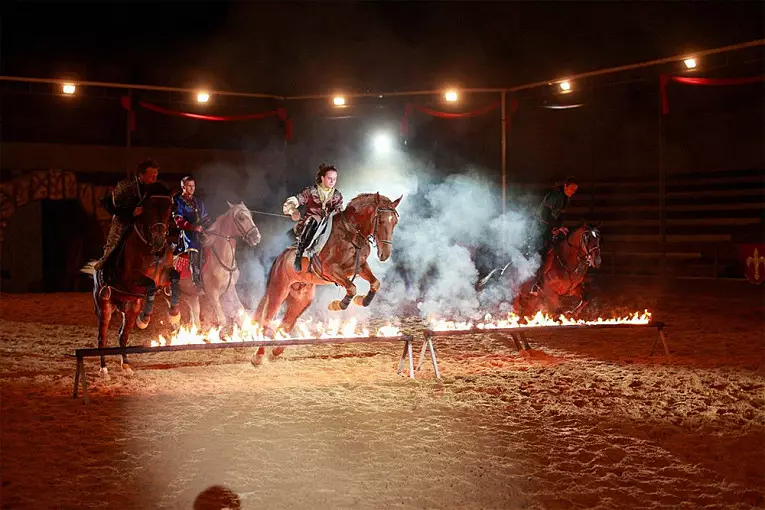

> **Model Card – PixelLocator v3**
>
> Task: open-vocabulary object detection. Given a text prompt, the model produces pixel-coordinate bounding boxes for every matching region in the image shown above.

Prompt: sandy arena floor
[1,275,764,509]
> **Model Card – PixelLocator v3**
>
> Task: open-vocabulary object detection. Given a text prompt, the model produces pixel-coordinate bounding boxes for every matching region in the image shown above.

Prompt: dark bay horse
[253,193,402,362]
[88,192,174,378]
[514,224,602,317]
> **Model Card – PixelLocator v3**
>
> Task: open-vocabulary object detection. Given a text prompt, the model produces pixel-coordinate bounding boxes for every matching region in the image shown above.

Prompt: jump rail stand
[72,334,415,404]
[421,321,669,378]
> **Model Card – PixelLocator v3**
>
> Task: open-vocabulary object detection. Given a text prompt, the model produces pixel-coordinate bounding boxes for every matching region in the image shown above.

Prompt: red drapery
[400,101,504,137]
[660,74,765,115]
[120,97,293,140]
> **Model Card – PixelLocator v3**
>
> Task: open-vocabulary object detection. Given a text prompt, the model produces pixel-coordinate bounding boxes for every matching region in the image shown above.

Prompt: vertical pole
[125,88,133,178]
[501,91,508,215]
[659,89,667,276]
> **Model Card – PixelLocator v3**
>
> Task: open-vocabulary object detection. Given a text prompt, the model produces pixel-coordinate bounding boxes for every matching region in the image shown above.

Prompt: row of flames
[428,310,652,332]
[152,316,402,347]
[151,310,652,347]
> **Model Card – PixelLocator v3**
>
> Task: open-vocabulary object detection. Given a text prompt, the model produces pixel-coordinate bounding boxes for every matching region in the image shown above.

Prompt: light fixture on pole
[196,91,211,103]
[683,57,697,69]
[333,96,346,107]
[62,83,76,95]
[444,90,459,102]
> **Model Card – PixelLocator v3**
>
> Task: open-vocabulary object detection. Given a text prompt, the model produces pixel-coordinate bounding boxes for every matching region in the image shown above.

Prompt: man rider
[94,158,160,273]
[529,177,578,294]
[173,176,211,294]
[282,164,343,271]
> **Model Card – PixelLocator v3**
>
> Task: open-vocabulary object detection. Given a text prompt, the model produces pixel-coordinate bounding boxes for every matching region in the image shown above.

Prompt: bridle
[206,208,260,247]
[133,196,172,254]
[370,206,399,247]
[343,202,400,249]
[568,228,601,267]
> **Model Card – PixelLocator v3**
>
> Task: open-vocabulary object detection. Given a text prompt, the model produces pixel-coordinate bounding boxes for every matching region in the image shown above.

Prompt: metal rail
[72,334,417,404]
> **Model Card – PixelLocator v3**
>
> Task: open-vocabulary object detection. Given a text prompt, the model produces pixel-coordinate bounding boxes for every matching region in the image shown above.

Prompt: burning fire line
[152,316,402,347]
[429,310,652,332]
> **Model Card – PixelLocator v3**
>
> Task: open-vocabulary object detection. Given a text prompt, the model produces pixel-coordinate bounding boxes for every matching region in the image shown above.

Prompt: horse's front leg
[118,300,141,376]
[569,283,589,317]
[352,261,380,307]
[327,270,357,312]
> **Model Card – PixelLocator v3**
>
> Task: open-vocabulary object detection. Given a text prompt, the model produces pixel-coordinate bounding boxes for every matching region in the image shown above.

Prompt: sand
[1,275,764,509]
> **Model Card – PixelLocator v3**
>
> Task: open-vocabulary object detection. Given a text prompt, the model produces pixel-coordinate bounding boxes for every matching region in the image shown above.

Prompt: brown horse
[87,192,174,378]
[176,201,261,328]
[253,192,402,361]
[514,224,602,317]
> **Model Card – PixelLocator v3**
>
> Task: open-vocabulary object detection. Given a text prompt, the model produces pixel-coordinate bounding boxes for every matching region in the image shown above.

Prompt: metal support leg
[428,338,441,379]
[520,333,531,350]
[396,341,408,376]
[407,340,415,379]
[73,357,82,399]
[658,327,670,356]
[77,357,90,404]
[509,333,523,351]
[650,326,670,357]
[416,338,429,371]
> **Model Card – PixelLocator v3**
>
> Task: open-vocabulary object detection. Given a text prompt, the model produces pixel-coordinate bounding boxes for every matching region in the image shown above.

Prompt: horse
[85,191,174,378]
[253,192,402,362]
[513,223,602,317]
[173,201,261,329]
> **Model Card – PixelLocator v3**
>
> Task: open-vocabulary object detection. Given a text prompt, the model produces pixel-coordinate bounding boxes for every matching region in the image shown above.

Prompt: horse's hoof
[136,314,150,330]
[251,355,263,366]
[122,364,134,377]
[328,300,342,311]
[271,346,286,358]
[352,295,365,306]
[99,367,110,380]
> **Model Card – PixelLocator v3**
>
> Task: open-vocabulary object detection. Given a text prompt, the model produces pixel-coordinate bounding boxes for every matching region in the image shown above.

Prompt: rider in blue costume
[173,176,211,294]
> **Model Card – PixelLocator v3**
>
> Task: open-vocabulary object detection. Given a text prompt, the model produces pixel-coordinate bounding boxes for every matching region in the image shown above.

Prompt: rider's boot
[189,251,205,295]
[293,219,317,272]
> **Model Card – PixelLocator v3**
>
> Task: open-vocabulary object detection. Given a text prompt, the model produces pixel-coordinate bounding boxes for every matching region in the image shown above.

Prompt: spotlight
[62,83,76,95]
[683,57,697,69]
[444,90,459,102]
[333,96,346,106]
[371,131,393,153]
[196,91,210,103]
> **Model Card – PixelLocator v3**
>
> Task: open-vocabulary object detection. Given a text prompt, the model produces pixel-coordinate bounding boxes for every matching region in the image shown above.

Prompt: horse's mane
[346,193,391,210]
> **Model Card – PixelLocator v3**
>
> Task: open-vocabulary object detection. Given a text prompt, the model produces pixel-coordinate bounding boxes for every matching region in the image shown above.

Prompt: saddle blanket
[173,250,210,280]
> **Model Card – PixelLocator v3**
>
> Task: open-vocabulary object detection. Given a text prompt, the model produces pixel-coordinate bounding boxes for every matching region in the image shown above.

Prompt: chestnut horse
[514,223,602,317]
[87,191,175,378]
[253,192,402,362]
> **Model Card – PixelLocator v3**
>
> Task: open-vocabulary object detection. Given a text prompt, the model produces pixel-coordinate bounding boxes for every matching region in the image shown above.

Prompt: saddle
[303,213,336,259]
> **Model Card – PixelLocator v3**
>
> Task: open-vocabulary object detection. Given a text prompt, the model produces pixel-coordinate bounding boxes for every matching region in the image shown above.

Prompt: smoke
[192,136,542,324]
[304,146,541,323]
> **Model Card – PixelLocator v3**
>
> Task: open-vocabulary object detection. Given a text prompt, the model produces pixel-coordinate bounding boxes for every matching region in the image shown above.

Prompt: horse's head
[137,186,173,253]
[224,201,261,247]
[571,223,602,268]
[346,193,403,262]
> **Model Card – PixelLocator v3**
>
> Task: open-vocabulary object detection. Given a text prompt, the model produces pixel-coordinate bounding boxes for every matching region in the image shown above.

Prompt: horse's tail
[80,260,98,276]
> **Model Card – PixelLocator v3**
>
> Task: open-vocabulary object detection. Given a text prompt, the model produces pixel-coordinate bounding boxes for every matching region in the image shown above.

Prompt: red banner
[661,74,765,115]
[738,243,765,285]
[135,101,293,140]
[400,101,503,137]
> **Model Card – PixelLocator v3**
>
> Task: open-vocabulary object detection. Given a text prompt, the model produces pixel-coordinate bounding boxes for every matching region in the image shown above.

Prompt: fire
[429,310,652,332]
[151,315,401,347]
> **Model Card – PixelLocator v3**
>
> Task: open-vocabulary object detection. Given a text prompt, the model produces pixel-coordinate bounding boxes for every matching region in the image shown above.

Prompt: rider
[173,176,211,294]
[529,176,578,294]
[94,158,160,273]
[282,163,343,271]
